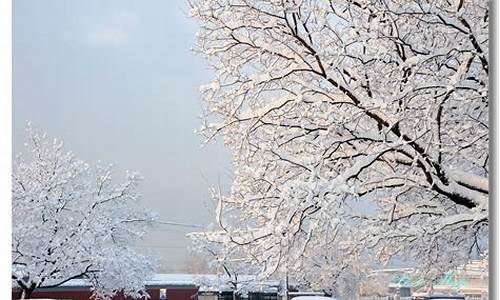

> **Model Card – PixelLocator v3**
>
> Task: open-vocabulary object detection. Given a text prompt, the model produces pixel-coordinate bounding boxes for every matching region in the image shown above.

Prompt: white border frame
[0,0,12,297]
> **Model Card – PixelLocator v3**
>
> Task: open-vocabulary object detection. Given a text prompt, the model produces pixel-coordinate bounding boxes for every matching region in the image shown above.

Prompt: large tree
[12,125,156,299]
[188,0,489,295]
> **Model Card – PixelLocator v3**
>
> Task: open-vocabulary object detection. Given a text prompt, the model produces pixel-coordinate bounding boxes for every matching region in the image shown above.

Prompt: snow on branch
[12,124,157,300]
[189,0,489,297]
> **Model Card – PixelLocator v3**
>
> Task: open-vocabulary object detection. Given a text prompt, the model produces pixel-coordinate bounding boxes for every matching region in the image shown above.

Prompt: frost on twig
[12,124,157,300]
[188,0,488,296]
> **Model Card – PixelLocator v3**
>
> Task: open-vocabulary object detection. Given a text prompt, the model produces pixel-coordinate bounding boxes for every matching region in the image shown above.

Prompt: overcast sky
[13,0,232,272]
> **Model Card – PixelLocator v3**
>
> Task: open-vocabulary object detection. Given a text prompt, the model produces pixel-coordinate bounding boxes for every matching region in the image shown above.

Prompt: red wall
[167,288,198,300]
[12,287,199,300]
[12,289,93,300]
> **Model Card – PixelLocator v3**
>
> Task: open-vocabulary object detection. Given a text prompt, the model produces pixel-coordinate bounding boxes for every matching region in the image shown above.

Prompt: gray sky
[13,0,231,272]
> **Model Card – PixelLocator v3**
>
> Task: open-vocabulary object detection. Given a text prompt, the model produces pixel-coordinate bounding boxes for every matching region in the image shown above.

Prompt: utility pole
[282,261,289,300]
[285,272,289,300]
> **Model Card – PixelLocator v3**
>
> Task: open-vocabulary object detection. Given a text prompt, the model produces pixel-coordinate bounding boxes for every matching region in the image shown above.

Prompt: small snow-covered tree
[188,0,488,296]
[12,124,157,299]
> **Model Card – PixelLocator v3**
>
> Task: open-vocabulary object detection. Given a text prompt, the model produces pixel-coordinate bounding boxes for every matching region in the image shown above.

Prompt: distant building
[430,259,488,299]
[12,274,280,300]
[359,260,488,299]
[12,274,200,300]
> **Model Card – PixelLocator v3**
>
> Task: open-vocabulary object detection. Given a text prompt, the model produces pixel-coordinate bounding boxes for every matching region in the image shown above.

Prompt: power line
[132,245,188,249]
[155,220,206,229]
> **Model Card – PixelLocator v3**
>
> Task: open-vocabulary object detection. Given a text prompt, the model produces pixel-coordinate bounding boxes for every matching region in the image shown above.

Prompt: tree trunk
[20,284,36,300]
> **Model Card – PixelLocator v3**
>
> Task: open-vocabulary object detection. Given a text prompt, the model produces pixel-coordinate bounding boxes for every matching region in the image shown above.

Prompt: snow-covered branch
[12,124,157,299]
[189,0,488,297]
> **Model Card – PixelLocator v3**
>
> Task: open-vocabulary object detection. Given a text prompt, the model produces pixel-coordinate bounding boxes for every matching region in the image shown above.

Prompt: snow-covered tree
[12,124,157,299]
[189,0,488,296]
